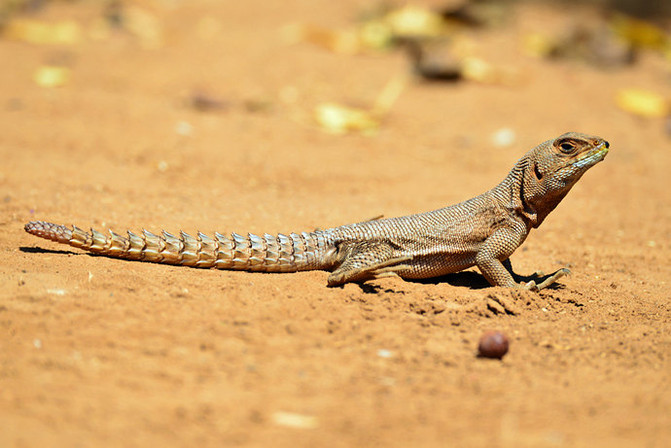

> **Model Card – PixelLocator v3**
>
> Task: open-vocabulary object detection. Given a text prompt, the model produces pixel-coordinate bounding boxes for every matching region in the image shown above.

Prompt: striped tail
[24,221,337,273]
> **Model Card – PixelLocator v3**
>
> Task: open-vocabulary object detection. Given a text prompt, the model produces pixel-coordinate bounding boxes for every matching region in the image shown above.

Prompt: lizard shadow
[407,271,567,290]
[408,271,491,289]
[357,270,567,294]
[356,271,490,294]
[19,246,78,256]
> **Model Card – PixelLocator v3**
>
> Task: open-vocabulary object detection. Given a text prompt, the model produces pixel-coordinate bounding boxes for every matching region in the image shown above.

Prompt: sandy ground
[1,1,670,446]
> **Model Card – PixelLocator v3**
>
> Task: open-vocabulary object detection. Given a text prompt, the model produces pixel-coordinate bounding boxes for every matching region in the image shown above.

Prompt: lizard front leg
[476,251,517,288]
[476,228,568,290]
[474,224,526,288]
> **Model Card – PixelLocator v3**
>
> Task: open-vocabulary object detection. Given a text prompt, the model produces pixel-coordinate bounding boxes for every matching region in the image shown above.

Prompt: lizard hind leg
[327,242,412,286]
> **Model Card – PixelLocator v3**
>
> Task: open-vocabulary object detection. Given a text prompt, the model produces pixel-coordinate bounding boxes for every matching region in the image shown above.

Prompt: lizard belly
[395,252,478,279]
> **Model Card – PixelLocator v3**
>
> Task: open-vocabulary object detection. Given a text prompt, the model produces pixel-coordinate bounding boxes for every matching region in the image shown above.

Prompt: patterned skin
[25,132,609,290]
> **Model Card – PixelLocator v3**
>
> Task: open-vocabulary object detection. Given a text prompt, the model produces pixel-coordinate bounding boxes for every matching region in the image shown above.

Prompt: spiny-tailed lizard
[25,132,609,290]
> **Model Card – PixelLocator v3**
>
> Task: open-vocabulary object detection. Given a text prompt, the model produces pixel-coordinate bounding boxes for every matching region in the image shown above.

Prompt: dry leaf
[3,18,81,45]
[284,5,449,55]
[314,76,406,134]
[610,14,669,51]
[315,103,379,134]
[616,88,668,118]
[384,5,445,38]
[523,32,556,58]
[358,19,394,50]
[33,65,70,88]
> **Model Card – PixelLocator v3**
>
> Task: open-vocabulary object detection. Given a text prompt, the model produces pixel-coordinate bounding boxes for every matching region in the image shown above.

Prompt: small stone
[46,289,66,296]
[477,330,509,359]
[491,128,516,147]
[377,349,393,358]
[189,91,228,112]
[271,411,318,429]
[175,121,193,136]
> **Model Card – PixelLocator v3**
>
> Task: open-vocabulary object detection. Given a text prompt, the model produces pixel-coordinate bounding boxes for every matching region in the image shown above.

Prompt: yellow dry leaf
[3,18,81,45]
[610,14,669,51]
[314,103,379,134]
[615,88,668,118]
[33,66,70,88]
[384,5,445,38]
[460,56,517,85]
[358,19,394,50]
[460,56,495,83]
[522,32,555,58]
[314,76,406,134]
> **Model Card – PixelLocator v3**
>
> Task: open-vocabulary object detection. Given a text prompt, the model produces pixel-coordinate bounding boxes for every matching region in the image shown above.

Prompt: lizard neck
[492,155,567,229]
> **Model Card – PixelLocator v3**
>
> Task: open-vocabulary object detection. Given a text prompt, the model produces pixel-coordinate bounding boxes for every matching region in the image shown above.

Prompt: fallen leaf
[523,32,556,58]
[315,103,379,134]
[384,5,445,38]
[314,76,407,134]
[3,18,81,45]
[610,14,669,51]
[33,66,70,88]
[616,88,668,118]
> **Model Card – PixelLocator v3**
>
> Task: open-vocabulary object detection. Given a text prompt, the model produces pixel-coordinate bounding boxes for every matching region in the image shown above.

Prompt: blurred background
[1,1,670,447]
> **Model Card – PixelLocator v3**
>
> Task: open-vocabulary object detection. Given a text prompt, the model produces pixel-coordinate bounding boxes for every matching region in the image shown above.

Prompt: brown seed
[478,331,509,359]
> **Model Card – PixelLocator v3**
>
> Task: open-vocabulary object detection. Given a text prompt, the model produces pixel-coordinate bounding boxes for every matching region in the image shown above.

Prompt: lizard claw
[523,268,571,291]
[523,280,540,292]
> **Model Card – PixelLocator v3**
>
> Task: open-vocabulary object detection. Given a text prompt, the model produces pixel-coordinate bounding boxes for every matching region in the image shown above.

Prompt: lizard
[24,132,609,290]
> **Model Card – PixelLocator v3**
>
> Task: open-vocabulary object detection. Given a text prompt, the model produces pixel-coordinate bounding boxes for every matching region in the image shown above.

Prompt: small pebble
[175,120,193,136]
[491,128,516,147]
[477,330,509,359]
[271,411,318,429]
[377,349,393,359]
[189,91,229,112]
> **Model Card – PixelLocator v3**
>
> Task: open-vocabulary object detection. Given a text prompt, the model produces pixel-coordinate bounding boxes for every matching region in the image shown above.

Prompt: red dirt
[1,1,670,447]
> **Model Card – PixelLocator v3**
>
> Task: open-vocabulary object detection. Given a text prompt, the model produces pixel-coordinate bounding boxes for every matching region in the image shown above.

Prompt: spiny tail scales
[24,220,337,273]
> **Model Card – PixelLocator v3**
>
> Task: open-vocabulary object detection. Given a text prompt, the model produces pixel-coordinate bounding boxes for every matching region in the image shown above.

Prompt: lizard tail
[24,220,337,273]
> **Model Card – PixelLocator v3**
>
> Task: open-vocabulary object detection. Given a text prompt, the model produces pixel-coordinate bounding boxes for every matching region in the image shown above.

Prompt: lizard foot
[523,268,571,291]
[327,255,413,286]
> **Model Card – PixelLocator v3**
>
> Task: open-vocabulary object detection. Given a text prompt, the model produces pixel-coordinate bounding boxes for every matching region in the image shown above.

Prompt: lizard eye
[557,140,576,154]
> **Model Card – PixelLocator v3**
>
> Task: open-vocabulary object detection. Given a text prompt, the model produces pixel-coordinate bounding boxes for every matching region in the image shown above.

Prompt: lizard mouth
[572,141,609,169]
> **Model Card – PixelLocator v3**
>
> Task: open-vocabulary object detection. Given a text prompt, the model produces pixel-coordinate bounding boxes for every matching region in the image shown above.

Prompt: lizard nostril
[604,141,610,149]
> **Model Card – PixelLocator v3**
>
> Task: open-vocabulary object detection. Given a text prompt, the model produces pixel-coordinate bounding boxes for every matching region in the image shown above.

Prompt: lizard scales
[25,132,609,290]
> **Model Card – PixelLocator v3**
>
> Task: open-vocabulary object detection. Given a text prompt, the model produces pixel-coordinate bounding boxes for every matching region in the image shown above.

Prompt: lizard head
[534,132,609,187]
[516,132,609,227]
